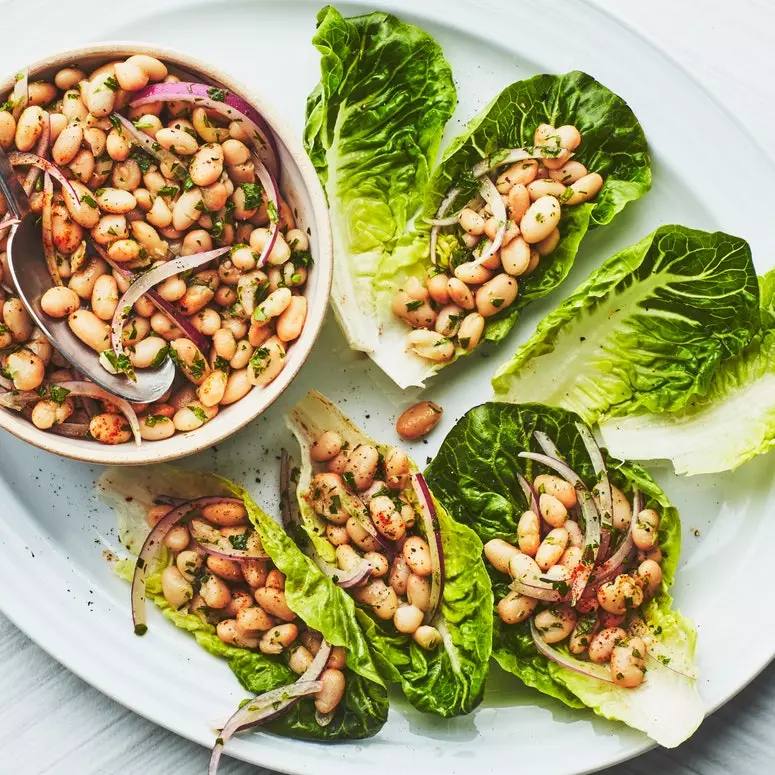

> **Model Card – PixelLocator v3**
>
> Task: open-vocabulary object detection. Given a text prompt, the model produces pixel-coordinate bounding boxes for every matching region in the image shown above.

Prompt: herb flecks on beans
[149,499,346,715]
[485,470,662,689]
[392,123,604,362]
[0,55,311,445]
[305,429,442,650]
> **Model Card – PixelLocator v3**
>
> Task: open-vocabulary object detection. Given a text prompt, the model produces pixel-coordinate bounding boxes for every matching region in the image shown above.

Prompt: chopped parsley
[188,405,208,422]
[157,185,180,198]
[241,182,263,210]
[405,299,423,312]
[266,200,279,223]
[342,471,357,490]
[143,414,170,428]
[189,355,207,380]
[227,532,250,551]
[249,347,270,374]
[108,114,123,132]
[80,193,98,209]
[103,76,120,92]
[207,87,228,102]
[130,147,156,173]
[213,355,230,372]
[101,350,135,381]
[149,344,170,368]
[48,385,71,405]
[291,249,313,268]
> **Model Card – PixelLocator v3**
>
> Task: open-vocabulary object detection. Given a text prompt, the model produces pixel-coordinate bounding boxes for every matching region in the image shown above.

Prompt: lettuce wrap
[304,5,457,356]
[492,225,760,424]
[600,270,775,475]
[286,391,492,717]
[424,402,703,747]
[306,14,651,388]
[99,465,388,741]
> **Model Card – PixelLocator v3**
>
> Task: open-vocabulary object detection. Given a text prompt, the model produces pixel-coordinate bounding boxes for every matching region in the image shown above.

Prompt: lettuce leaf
[370,70,651,388]
[492,225,760,423]
[600,270,775,475]
[424,402,703,747]
[99,466,388,741]
[286,391,492,717]
[304,5,456,354]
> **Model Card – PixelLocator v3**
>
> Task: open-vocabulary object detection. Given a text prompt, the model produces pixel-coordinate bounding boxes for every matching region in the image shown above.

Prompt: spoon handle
[0,146,30,219]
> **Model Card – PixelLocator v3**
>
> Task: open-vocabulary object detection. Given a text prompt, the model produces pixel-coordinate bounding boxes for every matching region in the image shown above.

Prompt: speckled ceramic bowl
[0,43,333,465]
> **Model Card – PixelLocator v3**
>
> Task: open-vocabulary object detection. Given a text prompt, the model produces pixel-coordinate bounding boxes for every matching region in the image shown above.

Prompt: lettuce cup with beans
[285,390,493,717]
[425,402,703,747]
[0,52,314,447]
[98,465,388,768]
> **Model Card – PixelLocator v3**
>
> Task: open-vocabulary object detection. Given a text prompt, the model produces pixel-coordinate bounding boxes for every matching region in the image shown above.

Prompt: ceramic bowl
[0,43,333,465]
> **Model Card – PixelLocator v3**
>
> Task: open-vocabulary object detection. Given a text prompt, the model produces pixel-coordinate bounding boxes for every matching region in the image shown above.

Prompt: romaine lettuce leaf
[492,225,760,423]
[600,271,775,475]
[370,70,651,388]
[99,466,388,741]
[425,402,703,746]
[286,391,492,717]
[304,5,456,353]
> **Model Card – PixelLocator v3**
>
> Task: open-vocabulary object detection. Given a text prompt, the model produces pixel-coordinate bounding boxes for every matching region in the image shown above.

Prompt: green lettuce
[304,5,456,354]
[600,270,775,475]
[371,70,651,387]
[99,466,388,741]
[286,391,492,717]
[425,402,703,747]
[492,225,760,423]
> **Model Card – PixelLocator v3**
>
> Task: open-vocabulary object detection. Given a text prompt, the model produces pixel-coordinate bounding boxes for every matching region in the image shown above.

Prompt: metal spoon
[0,148,174,403]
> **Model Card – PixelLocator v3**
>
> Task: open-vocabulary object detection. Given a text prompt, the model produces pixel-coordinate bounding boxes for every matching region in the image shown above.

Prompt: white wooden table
[2,1,773,772]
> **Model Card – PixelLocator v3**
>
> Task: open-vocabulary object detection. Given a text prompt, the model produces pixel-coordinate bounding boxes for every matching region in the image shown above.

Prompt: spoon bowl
[6,212,176,403]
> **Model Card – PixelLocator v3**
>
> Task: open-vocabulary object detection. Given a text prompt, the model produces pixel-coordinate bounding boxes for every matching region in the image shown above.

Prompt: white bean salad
[149,498,346,717]
[0,55,312,445]
[485,475,663,689]
[392,123,603,361]
[305,429,443,651]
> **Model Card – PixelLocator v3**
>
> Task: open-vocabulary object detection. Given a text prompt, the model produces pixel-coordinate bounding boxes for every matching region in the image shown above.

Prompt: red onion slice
[428,186,460,266]
[131,496,244,634]
[517,472,540,516]
[8,152,77,200]
[0,215,21,236]
[189,518,269,561]
[209,642,331,774]
[530,619,614,683]
[315,555,372,589]
[575,422,613,530]
[472,148,536,179]
[108,246,229,369]
[111,113,187,181]
[41,173,61,286]
[519,449,601,605]
[23,112,50,196]
[130,82,278,176]
[0,389,40,409]
[509,578,564,603]
[591,485,642,585]
[470,176,506,267]
[92,244,211,354]
[53,381,140,446]
[251,157,280,268]
[10,70,28,120]
[51,422,90,438]
[411,474,445,624]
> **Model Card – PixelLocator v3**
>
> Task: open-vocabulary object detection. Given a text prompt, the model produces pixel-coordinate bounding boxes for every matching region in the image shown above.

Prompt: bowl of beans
[0,44,332,464]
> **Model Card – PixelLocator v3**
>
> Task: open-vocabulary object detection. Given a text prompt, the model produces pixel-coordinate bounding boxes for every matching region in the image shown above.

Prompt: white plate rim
[0,0,773,773]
